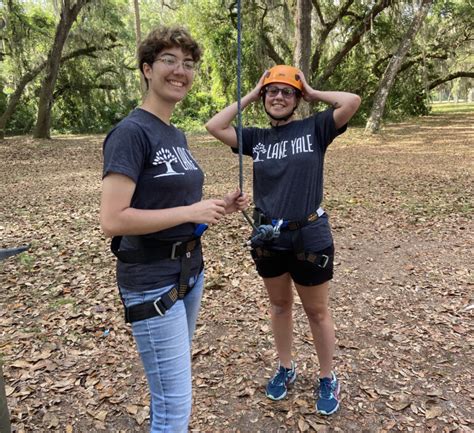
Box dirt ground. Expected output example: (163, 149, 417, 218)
(0, 112, 472, 432)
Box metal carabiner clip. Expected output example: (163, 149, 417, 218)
(273, 219, 284, 238)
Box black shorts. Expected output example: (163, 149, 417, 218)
(251, 244, 334, 287)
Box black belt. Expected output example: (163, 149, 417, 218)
(253, 207, 324, 231)
(252, 246, 330, 267)
(111, 236, 200, 263)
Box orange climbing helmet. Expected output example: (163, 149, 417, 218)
(262, 65, 304, 91)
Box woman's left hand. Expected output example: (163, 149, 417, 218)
(296, 71, 316, 103)
(223, 189, 249, 214)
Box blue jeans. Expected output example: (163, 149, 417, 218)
(120, 271, 204, 433)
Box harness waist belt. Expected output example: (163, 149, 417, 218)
(111, 236, 200, 264)
(254, 207, 325, 231)
(253, 246, 330, 267)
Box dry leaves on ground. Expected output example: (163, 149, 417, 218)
(0, 113, 473, 432)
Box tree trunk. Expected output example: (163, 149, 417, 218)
(0, 69, 39, 139)
(294, 0, 312, 118)
(33, 0, 90, 139)
(0, 44, 113, 139)
(365, 0, 433, 134)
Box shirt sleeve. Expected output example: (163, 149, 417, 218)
(313, 108, 347, 152)
(231, 126, 259, 157)
(102, 122, 148, 183)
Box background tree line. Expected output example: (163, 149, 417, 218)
(0, 0, 472, 139)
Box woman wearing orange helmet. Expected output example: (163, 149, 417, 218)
(206, 65, 360, 415)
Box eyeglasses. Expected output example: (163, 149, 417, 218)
(155, 55, 196, 71)
(265, 86, 297, 99)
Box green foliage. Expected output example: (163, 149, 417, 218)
(0, 77, 7, 116)
(3, 0, 139, 135)
(18, 252, 34, 271)
(1, 0, 471, 135)
(430, 102, 474, 114)
(172, 90, 218, 132)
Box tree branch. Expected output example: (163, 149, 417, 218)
(428, 71, 474, 90)
(0, 43, 121, 137)
(312, 0, 325, 26)
(310, 0, 372, 78)
(262, 33, 284, 65)
(314, 0, 394, 88)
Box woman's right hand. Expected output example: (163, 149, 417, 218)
(246, 70, 268, 103)
(190, 199, 227, 224)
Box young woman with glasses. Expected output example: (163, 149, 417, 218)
(206, 65, 360, 415)
(100, 26, 247, 432)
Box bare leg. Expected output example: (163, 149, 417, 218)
(262, 273, 294, 368)
(294, 281, 335, 378)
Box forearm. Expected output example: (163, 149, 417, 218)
(307, 90, 359, 108)
(307, 89, 361, 128)
(205, 93, 255, 147)
(100, 205, 194, 238)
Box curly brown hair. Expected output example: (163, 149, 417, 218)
(138, 26, 202, 88)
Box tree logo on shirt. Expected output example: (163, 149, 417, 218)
(253, 143, 267, 162)
(153, 149, 184, 177)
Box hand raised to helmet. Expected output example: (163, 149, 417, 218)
(295, 71, 316, 103)
(247, 71, 268, 103)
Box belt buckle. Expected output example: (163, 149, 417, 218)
(153, 297, 165, 316)
(171, 241, 182, 260)
(319, 254, 329, 268)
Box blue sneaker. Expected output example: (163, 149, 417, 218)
(265, 361, 297, 400)
(316, 372, 340, 415)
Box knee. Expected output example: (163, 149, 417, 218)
(270, 299, 293, 316)
(304, 305, 330, 324)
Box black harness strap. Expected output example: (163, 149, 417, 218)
(111, 236, 200, 264)
(125, 286, 179, 322)
(112, 235, 202, 323)
(252, 208, 329, 265)
(253, 208, 323, 232)
(253, 246, 330, 268)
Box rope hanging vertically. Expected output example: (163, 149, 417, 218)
(236, 0, 258, 232)
(235, 0, 275, 240)
(236, 0, 244, 193)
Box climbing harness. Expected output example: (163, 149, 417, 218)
(251, 207, 329, 267)
(112, 223, 208, 323)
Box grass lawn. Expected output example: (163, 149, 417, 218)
(430, 101, 474, 114)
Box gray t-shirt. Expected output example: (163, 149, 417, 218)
(103, 108, 204, 291)
(236, 108, 346, 252)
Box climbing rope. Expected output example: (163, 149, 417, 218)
(235, 0, 277, 243)
(236, 0, 243, 194)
